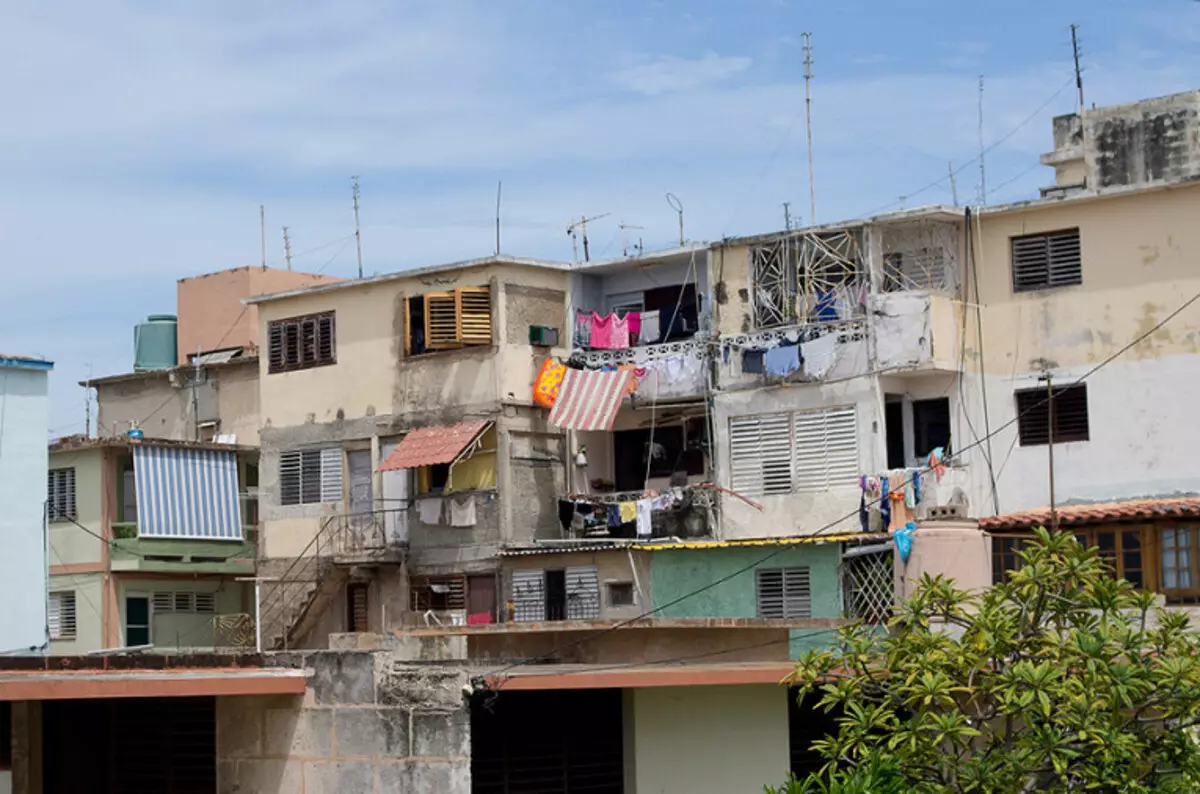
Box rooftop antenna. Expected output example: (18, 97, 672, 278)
(566, 213, 610, 263)
(978, 76, 987, 205)
(84, 363, 92, 438)
(782, 202, 793, 230)
(260, 205, 266, 268)
(282, 226, 292, 271)
(495, 181, 503, 256)
(948, 161, 959, 206)
(802, 32, 816, 225)
(619, 221, 644, 257)
(351, 176, 363, 278)
(666, 193, 684, 246)
(1070, 24, 1084, 115)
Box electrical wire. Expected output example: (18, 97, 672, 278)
(481, 281, 1200, 682)
(47, 538, 103, 635)
(58, 515, 246, 562)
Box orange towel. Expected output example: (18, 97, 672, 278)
(534, 358, 567, 408)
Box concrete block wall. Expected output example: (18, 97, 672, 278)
(218, 651, 471, 793)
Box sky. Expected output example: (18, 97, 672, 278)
(2, 0, 1198, 435)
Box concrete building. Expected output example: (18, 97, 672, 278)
(46, 436, 257, 653)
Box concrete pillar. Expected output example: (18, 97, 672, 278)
(895, 518, 989, 602)
(11, 701, 42, 794)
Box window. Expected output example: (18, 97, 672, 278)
(1079, 527, 1144, 588)
(1161, 526, 1200, 604)
(279, 448, 343, 505)
(991, 536, 1029, 584)
(405, 286, 492, 355)
(410, 576, 466, 612)
(1015, 385, 1089, 446)
(48, 591, 77, 639)
(606, 582, 635, 607)
(756, 568, 811, 619)
(730, 406, 858, 498)
(912, 397, 951, 459)
(152, 591, 216, 614)
(267, 312, 336, 373)
(1011, 228, 1082, 292)
(125, 595, 150, 646)
(47, 468, 76, 521)
(0, 701, 10, 770)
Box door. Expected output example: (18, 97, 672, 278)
(545, 570, 567, 620)
(347, 582, 370, 633)
(467, 575, 497, 622)
(380, 437, 411, 544)
(125, 594, 151, 647)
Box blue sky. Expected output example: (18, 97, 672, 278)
(2, 0, 1198, 434)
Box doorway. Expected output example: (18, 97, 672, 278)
(347, 582, 370, 633)
(884, 398, 905, 470)
(467, 575, 497, 622)
(126, 594, 150, 647)
(545, 570, 567, 621)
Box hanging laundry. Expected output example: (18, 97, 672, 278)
(928, 447, 947, 481)
(636, 499, 653, 538)
(618, 501, 637, 523)
(574, 311, 592, 348)
(417, 497, 443, 525)
(801, 333, 837, 379)
(533, 358, 567, 408)
(859, 486, 869, 533)
(449, 495, 477, 527)
(879, 476, 891, 529)
(764, 345, 801, 377)
(904, 471, 917, 509)
(617, 364, 643, 396)
(638, 310, 661, 345)
(590, 312, 631, 350)
(815, 290, 838, 322)
(741, 349, 765, 374)
(606, 503, 622, 527)
(912, 472, 921, 505)
(625, 311, 641, 337)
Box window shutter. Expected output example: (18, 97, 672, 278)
(756, 568, 810, 618)
(457, 286, 493, 345)
(424, 292, 461, 349)
(512, 569, 546, 622)
(759, 413, 793, 495)
(153, 592, 174, 613)
(320, 448, 343, 502)
(730, 413, 792, 497)
(283, 321, 301, 367)
(279, 452, 302, 505)
(565, 566, 601, 619)
(756, 570, 784, 618)
(794, 406, 858, 492)
(1012, 229, 1081, 292)
(174, 592, 194, 613)
(49, 592, 76, 639)
(194, 593, 216, 614)
(1046, 231, 1082, 287)
(267, 322, 285, 372)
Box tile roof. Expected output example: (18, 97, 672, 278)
(377, 419, 491, 471)
(979, 497, 1200, 531)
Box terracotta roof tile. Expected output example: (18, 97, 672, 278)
(377, 420, 491, 471)
(980, 497, 1200, 531)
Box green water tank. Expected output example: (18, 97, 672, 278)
(134, 314, 178, 371)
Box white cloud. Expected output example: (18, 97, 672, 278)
(609, 52, 753, 95)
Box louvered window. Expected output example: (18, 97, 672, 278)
(47, 468, 76, 521)
(1015, 385, 1089, 446)
(1011, 229, 1082, 293)
(152, 592, 174, 613)
(414, 285, 493, 352)
(729, 407, 858, 497)
(279, 448, 343, 505)
(49, 591, 77, 639)
(194, 592, 216, 614)
(756, 568, 811, 619)
(565, 565, 601, 619)
(410, 576, 466, 611)
(267, 312, 336, 373)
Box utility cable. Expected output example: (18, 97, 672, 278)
(481, 282, 1200, 680)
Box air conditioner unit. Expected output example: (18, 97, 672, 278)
(529, 325, 559, 347)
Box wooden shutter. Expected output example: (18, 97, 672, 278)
(512, 569, 546, 622)
(347, 582, 370, 632)
(48, 468, 76, 520)
(794, 406, 858, 492)
(1012, 229, 1081, 292)
(320, 448, 343, 502)
(316, 313, 336, 363)
(174, 592, 194, 613)
(425, 292, 460, 349)
(729, 416, 766, 496)
(756, 569, 785, 618)
(565, 566, 600, 619)
(457, 286, 492, 345)
(267, 321, 285, 372)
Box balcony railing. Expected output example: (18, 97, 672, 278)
(326, 509, 408, 558)
(561, 486, 717, 540)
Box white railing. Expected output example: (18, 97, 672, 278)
(574, 336, 704, 367)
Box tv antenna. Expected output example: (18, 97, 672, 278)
(666, 193, 684, 246)
(802, 32, 816, 225)
(282, 226, 292, 271)
(619, 221, 644, 257)
(351, 176, 363, 278)
(566, 213, 610, 263)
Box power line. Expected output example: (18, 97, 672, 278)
(483, 281, 1200, 680)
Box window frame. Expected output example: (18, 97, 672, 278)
(1159, 524, 1200, 604)
(755, 567, 812, 619)
(991, 526, 1152, 590)
(48, 590, 77, 640)
(267, 311, 337, 374)
(606, 581, 636, 607)
(279, 448, 343, 506)
(405, 285, 493, 355)
(47, 467, 77, 522)
(410, 575, 467, 612)
(1014, 384, 1090, 446)
(1010, 228, 1082, 293)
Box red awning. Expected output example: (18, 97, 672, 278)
(548, 368, 632, 431)
(377, 419, 492, 472)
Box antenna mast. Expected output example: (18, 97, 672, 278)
(495, 181, 503, 256)
(619, 221, 644, 257)
(978, 76, 987, 205)
(666, 193, 684, 246)
(351, 176, 363, 278)
(802, 32, 816, 225)
(566, 214, 611, 264)
(948, 161, 959, 206)
(782, 202, 792, 230)
(282, 226, 292, 271)
(1070, 24, 1084, 114)
(260, 205, 266, 268)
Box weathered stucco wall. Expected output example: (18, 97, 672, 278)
(1083, 90, 1200, 189)
(502, 549, 653, 621)
(625, 685, 791, 794)
(45, 572, 104, 654)
(47, 447, 106, 566)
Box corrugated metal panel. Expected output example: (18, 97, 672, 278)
(133, 446, 241, 539)
(512, 569, 545, 622)
(756, 568, 811, 619)
(794, 406, 858, 492)
(565, 565, 600, 620)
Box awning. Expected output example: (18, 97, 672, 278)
(133, 445, 242, 540)
(378, 419, 492, 472)
(548, 368, 633, 431)
(485, 661, 798, 691)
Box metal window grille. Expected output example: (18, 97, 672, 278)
(750, 231, 866, 329)
(1015, 385, 1089, 446)
(881, 220, 959, 293)
(47, 468, 76, 521)
(565, 566, 601, 619)
(511, 569, 546, 622)
(1011, 229, 1082, 292)
(410, 576, 466, 612)
(267, 312, 336, 373)
(842, 544, 894, 624)
(756, 568, 812, 619)
(49, 591, 77, 639)
(279, 448, 343, 505)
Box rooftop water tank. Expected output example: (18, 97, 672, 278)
(133, 314, 178, 371)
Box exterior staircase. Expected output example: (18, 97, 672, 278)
(258, 510, 405, 650)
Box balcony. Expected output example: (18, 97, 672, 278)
(324, 509, 408, 565)
(559, 486, 717, 540)
(109, 523, 256, 574)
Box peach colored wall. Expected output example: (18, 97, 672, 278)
(176, 267, 342, 363)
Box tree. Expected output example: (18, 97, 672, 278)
(783, 528, 1200, 793)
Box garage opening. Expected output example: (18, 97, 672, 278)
(788, 688, 840, 780)
(44, 696, 216, 794)
(472, 688, 624, 793)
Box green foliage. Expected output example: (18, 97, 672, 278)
(766, 754, 905, 793)
(786, 528, 1200, 793)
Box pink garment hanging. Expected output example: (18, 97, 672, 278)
(590, 312, 631, 349)
(626, 311, 641, 335)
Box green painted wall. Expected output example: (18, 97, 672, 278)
(117, 577, 248, 649)
(649, 544, 843, 657)
(47, 572, 105, 654)
(47, 447, 106, 566)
